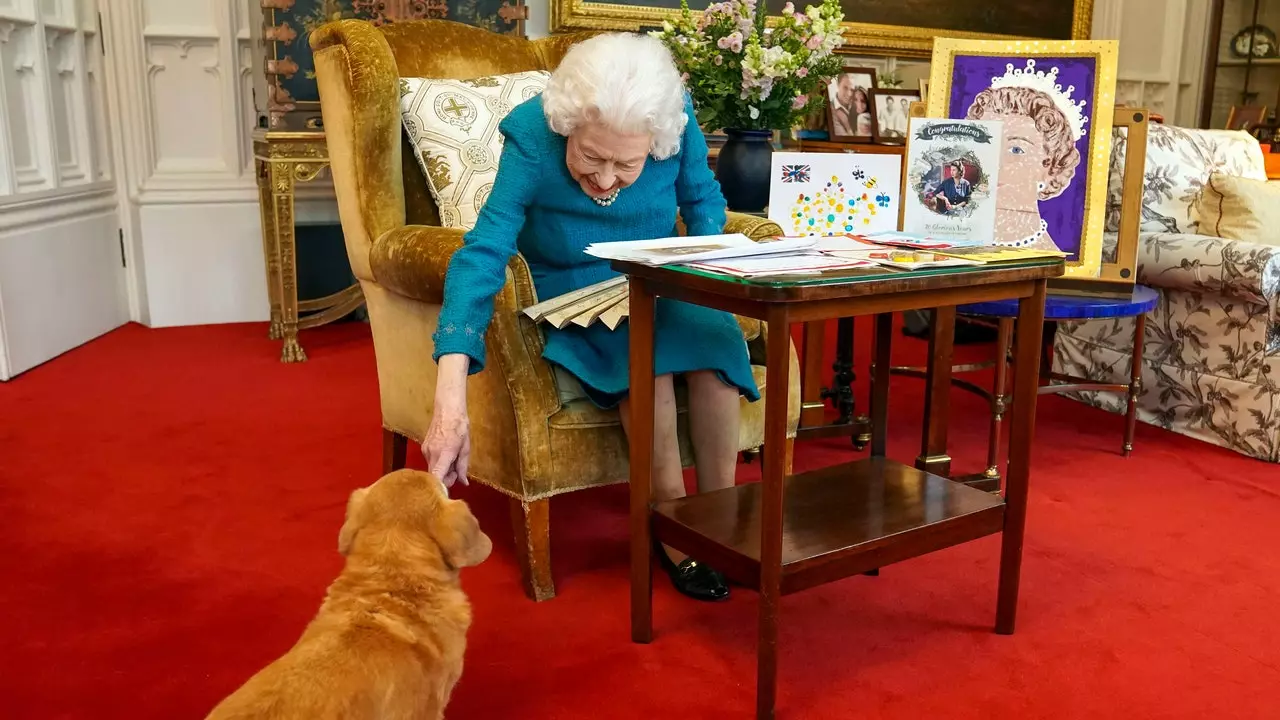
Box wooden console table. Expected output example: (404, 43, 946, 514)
(253, 130, 365, 363)
(619, 258, 1062, 719)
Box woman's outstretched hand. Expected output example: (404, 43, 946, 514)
(423, 354, 472, 488)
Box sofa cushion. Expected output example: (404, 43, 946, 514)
(398, 71, 551, 230)
(1192, 173, 1280, 246)
(1105, 125, 1267, 235)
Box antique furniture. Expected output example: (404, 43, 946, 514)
(310, 18, 801, 601)
(937, 286, 1159, 485)
(1201, 0, 1280, 128)
(551, 0, 1091, 57)
(621, 257, 1063, 720)
(253, 131, 365, 362)
(1055, 123, 1280, 463)
(246, 0, 526, 361)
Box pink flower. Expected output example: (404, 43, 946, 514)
(806, 35, 822, 50)
(717, 36, 731, 50)
(715, 55, 724, 65)
(782, 1, 795, 13)
(796, 66, 808, 78)
(792, 94, 808, 110)
(681, 72, 690, 82)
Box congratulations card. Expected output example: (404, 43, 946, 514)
(902, 118, 1003, 244)
(768, 152, 902, 237)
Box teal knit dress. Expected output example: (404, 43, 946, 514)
(432, 96, 760, 409)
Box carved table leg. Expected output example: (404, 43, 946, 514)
(256, 158, 284, 341)
(1124, 313, 1147, 457)
(268, 160, 306, 363)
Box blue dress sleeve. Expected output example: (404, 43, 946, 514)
(432, 112, 544, 374)
(674, 97, 728, 237)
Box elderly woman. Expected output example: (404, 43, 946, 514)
(422, 33, 756, 602)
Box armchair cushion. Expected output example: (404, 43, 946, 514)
(1123, 232, 1280, 311)
(398, 71, 551, 229)
(1192, 173, 1280, 246)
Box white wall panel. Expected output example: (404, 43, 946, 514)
(138, 203, 268, 327)
(0, 197, 124, 377)
(144, 37, 226, 174)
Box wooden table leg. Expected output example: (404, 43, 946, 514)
(255, 158, 284, 341)
(917, 306, 956, 477)
(870, 313, 892, 458)
(984, 317, 1014, 484)
(799, 322, 826, 429)
(267, 160, 306, 363)
(996, 281, 1047, 635)
(1123, 313, 1146, 457)
(757, 304, 792, 720)
(629, 277, 656, 644)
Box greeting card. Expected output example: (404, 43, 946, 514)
(902, 118, 1004, 243)
(768, 152, 902, 237)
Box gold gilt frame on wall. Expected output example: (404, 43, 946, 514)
(550, 0, 1094, 57)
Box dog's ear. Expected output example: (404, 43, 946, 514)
(432, 499, 492, 569)
(337, 487, 371, 556)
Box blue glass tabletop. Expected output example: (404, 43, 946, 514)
(959, 285, 1159, 320)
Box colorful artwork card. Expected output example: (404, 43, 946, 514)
(768, 152, 902, 237)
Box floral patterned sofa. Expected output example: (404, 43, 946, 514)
(1053, 124, 1280, 463)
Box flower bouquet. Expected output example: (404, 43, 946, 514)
(652, 0, 846, 132)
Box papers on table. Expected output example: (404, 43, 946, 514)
(689, 253, 875, 278)
(584, 234, 817, 266)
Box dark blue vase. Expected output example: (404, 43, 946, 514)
(714, 129, 773, 214)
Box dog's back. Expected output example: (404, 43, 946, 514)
(206, 470, 490, 720)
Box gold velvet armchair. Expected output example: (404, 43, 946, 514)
(311, 19, 801, 601)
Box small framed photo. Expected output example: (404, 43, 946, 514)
(1227, 105, 1268, 131)
(825, 67, 878, 143)
(871, 88, 922, 144)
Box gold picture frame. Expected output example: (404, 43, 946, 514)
(551, 1, 1094, 57)
(926, 38, 1119, 279)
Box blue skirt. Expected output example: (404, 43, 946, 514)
(541, 298, 761, 409)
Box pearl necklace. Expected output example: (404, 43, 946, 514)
(592, 189, 621, 207)
(996, 219, 1049, 248)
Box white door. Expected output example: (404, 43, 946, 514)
(0, 0, 125, 381)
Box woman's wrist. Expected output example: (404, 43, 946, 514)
(436, 353, 470, 409)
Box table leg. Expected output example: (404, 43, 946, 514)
(757, 304, 792, 720)
(996, 281, 1047, 635)
(1124, 313, 1146, 457)
(255, 158, 283, 341)
(800, 322, 826, 429)
(268, 160, 305, 363)
(870, 313, 892, 458)
(827, 317, 856, 425)
(629, 277, 656, 644)
(917, 306, 956, 477)
(985, 317, 1014, 484)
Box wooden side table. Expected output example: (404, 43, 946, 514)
(619, 258, 1062, 719)
(253, 130, 365, 363)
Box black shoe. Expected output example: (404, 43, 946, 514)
(654, 541, 729, 602)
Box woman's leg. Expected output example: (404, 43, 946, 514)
(619, 374, 690, 562)
(685, 370, 741, 494)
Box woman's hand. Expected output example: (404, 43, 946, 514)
(423, 354, 471, 488)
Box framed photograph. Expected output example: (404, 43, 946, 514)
(825, 67, 877, 143)
(927, 38, 1120, 279)
(1226, 105, 1268, 131)
(870, 89, 921, 144)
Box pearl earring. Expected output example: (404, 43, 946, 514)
(1037, 181, 1046, 192)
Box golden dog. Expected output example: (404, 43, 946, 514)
(206, 469, 492, 720)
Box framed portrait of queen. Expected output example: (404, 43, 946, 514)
(926, 39, 1119, 278)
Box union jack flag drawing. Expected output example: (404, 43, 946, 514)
(780, 164, 810, 183)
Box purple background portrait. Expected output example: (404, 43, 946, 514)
(947, 55, 1097, 260)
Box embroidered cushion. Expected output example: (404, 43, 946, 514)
(398, 71, 551, 230)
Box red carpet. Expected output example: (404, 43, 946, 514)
(2, 321, 1278, 719)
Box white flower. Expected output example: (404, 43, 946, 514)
(749, 106, 760, 120)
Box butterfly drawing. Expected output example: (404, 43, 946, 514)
(780, 164, 811, 183)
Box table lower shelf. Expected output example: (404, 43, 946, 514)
(652, 457, 1006, 595)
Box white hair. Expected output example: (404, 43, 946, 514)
(542, 33, 688, 161)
